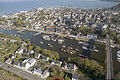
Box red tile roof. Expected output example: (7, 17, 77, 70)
(52, 76, 64, 80)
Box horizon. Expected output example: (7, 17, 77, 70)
(0, 0, 98, 2)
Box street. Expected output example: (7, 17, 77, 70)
(0, 62, 43, 80)
(106, 34, 113, 80)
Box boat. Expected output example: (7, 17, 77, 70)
(94, 49, 99, 52)
(52, 38, 57, 41)
(58, 39, 64, 44)
(61, 46, 76, 54)
(42, 35, 50, 40)
(116, 50, 120, 58)
(75, 49, 79, 51)
(117, 57, 120, 60)
(18, 35, 20, 37)
(79, 54, 88, 58)
(40, 41, 43, 44)
(48, 44, 53, 47)
(82, 46, 88, 50)
(117, 57, 120, 62)
(78, 41, 83, 44)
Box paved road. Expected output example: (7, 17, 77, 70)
(106, 34, 113, 80)
(0, 62, 43, 80)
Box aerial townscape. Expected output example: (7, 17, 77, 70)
(0, 0, 120, 80)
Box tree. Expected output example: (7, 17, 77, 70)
(117, 37, 120, 44)
(65, 74, 70, 80)
(68, 57, 71, 62)
(28, 46, 33, 50)
(110, 30, 117, 40)
(115, 72, 120, 80)
(17, 19, 22, 25)
(84, 58, 91, 70)
(59, 72, 64, 78)
(33, 46, 42, 53)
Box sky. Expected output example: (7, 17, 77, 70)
(0, 0, 36, 2)
(0, 0, 98, 2)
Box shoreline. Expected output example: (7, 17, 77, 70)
(1, 25, 120, 48)
(0, 2, 119, 15)
(0, 25, 89, 41)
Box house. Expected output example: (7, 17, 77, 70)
(11, 55, 16, 59)
(72, 73, 79, 80)
(10, 39, 17, 43)
(51, 60, 62, 66)
(25, 58, 36, 69)
(6, 58, 12, 64)
(41, 70, 50, 79)
(26, 50, 34, 54)
(87, 34, 97, 40)
(64, 63, 77, 72)
(16, 46, 25, 54)
(9, 54, 16, 59)
(13, 61, 23, 68)
(42, 56, 49, 61)
(34, 53, 41, 59)
(103, 24, 108, 30)
(34, 68, 44, 76)
(30, 50, 34, 54)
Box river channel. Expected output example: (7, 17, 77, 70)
(0, 28, 120, 74)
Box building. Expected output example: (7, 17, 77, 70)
(34, 68, 44, 76)
(34, 53, 41, 59)
(87, 34, 97, 40)
(16, 46, 25, 54)
(64, 63, 77, 72)
(6, 58, 12, 64)
(51, 60, 62, 66)
(25, 59, 36, 69)
(41, 70, 50, 79)
(72, 73, 79, 80)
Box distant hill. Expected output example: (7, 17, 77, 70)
(111, 3, 120, 9)
(100, 0, 120, 2)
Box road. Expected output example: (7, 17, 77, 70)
(106, 34, 113, 80)
(0, 62, 43, 80)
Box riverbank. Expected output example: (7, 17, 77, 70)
(1, 25, 120, 49)
(0, 25, 89, 42)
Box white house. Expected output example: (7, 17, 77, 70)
(34, 53, 41, 59)
(34, 68, 43, 76)
(30, 50, 34, 54)
(10, 39, 17, 43)
(16, 46, 25, 54)
(51, 60, 62, 66)
(42, 56, 49, 61)
(6, 58, 12, 64)
(25, 59, 36, 69)
(41, 70, 50, 79)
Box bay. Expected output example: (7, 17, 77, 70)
(0, 0, 119, 14)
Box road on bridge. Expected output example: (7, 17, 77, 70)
(106, 33, 113, 80)
(0, 62, 43, 80)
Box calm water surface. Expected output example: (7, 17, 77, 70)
(0, 0, 119, 14)
(0, 28, 120, 74)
